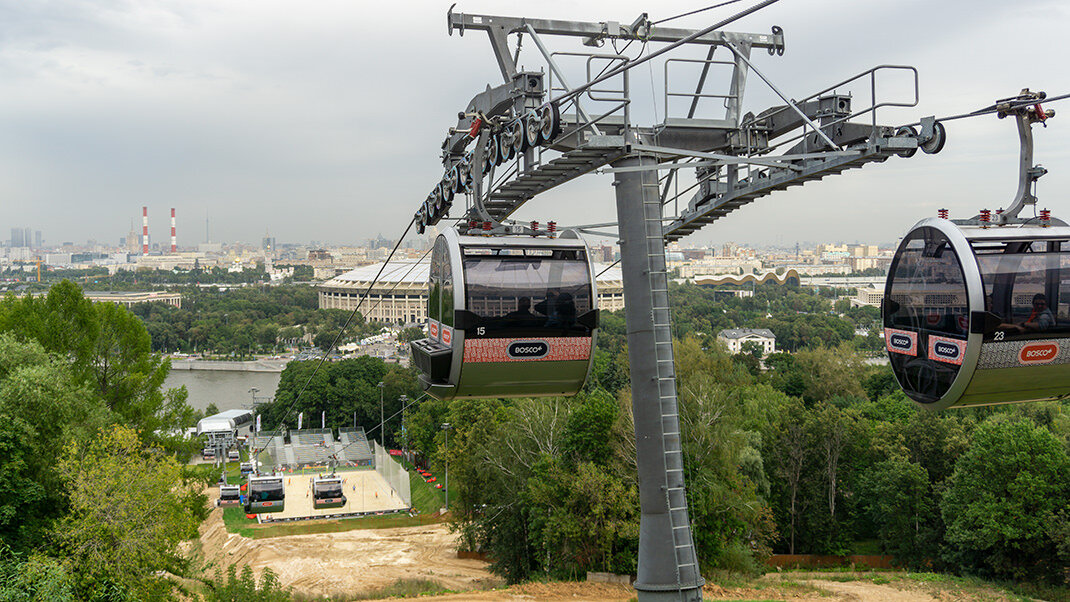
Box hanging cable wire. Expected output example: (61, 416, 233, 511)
(653, 0, 744, 25)
(329, 392, 429, 461)
(251, 217, 417, 464)
(597, 259, 621, 278)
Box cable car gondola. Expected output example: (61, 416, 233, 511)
(312, 475, 346, 509)
(883, 216, 1070, 410)
(411, 227, 599, 400)
(217, 484, 241, 507)
(244, 475, 285, 514)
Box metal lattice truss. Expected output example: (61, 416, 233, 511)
(414, 6, 946, 242)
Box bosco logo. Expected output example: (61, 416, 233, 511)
(890, 334, 912, 350)
(507, 340, 549, 359)
(933, 341, 960, 359)
(1019, 343, 1058, 365)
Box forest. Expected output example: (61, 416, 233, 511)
(255, 279, 1070, 591)
(1, 279, 1067, 599)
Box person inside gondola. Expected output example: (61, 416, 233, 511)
(505, 297, 537, 325)
(555, 292, 577, 330)
(535, 291, 560, 326)
(1017, 293, 1055, 332)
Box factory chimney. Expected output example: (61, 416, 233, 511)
(142, 206, 149, 254)
(170, 208, 177, 253)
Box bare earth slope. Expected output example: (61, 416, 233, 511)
(197, 506, 497, 598)
(195, 505, 1025, 601)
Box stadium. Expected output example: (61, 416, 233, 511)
(317, 259, 625, 324)
(233, 427, 412, 523)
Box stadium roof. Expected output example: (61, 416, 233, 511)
(327, 259, 623, 285)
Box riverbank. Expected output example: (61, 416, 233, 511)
(170, 359, 289, 372)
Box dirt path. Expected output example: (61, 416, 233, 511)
(196, 504, 498, 598)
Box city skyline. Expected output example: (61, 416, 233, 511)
(1, 1, 1067, 246)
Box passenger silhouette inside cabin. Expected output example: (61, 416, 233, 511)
(1016, 293, 1055, 332)
(504, 297, 538, 326)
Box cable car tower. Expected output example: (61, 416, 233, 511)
(411, 3, 945, 599)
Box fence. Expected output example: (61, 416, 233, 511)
(372, 441, 411, 507)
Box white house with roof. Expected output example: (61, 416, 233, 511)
(717, 328, 776, 356)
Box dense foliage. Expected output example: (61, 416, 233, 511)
(393, 281, 1070, 586)
(126, 285, 383, 356)
(257, 357, 422, 448)
(0, 283, 206, 599)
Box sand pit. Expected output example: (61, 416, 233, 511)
(197, 501, 497, 597)
(263, 469, 407, 521)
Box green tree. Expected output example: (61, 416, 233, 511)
(0, 334, 106, 552)
(54, 425, 200, 598)
(862, 457, 939, 565)
(205, 565, 290, 602)
(940, 417, 1070, 582)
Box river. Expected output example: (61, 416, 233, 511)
(163, 369, 282, 413)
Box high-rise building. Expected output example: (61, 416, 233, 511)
(34, 230, 42, 249)
(10, 228, 23, 248)
(262, 235, 277, 257)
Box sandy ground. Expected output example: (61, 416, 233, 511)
(263, 471, 406, 521)
(403, 576, 1019, 602)
(197, 502, 498, 598)
(195, 493, 1023, 601)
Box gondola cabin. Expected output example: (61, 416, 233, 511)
(411, 229, 599, 400)
(883, 217, 1070, 410)
(312, 476, 346, 509)
(217, 484, 241, 507)
(244, 475, 285, 514)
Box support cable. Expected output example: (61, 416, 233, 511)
(330, 393, 429, 460)
(251, 217, 416, 463)
(901, 92, 1070, 127)
(653, 0, 745, 25)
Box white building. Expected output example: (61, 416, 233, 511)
(717, 328, 777, 356)
(318, 259, 625, 324)
(852, 286, 884, 308)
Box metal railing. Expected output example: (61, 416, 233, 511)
(663, 56, 738, 121)
(742, 64, 919, 153)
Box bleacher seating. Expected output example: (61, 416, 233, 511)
(338, 428, 373, 466)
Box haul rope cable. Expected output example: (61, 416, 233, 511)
(251, 243, 430, 463)
(652, 0, 745, 25)
(251, 217, 416, 463)
(326, 392, 430, 462)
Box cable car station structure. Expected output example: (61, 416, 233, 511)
(407, 3, 1062, 600)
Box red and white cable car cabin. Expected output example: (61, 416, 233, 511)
(883, 216, 1070, 410)
(411, 228, 598, 400)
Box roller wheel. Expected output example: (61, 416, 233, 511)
(484, 136, 498, 171)
(499, 130, 515, 162)
(452, 163, 468, 193)
(487, 133, 498, 166)
(438, 182, 453, 207)
(525, 112, 541, 147)
(894, 125, 918, 158)
(538, 103, 561, 144)
(921, 121, 946, 154)
(443, 169, 458, 194)
(511, 119, 528, 153)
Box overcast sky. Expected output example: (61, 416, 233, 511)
(1, 0, 1067, 248)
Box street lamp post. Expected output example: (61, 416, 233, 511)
(441, 423, 452, 512)
(398, 394, 409, 458)
(377, 381, 385, 448)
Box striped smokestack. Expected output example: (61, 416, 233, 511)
(142, 206, 149, 254)
(170, 208, 177, 253)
